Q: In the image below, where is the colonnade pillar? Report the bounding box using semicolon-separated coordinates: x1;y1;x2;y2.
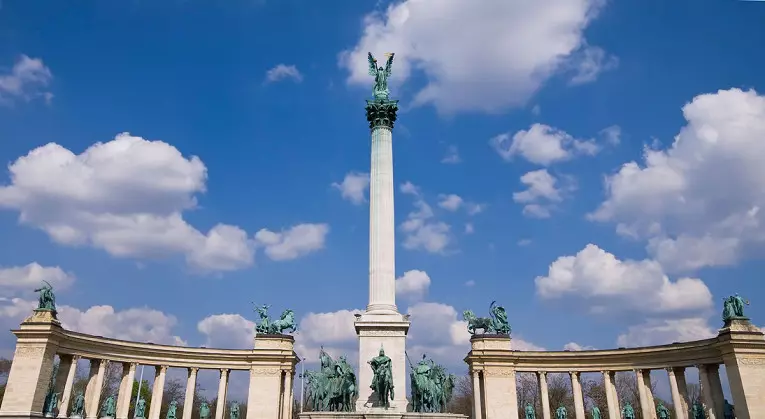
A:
471;370;483;419
56;355;79;418
537;371;550;419
215;369;229;419
85;360;107;419
602;371;618;419
182;368;199;419
148;366;167;419
570;372;585;419
667;367;688;419
116;362;137;419
699;364;718;419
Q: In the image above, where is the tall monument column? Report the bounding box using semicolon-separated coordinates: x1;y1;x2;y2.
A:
355;52;410;413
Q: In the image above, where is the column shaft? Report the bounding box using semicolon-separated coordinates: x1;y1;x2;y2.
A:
570;372;585;419
57;355;79;418
116;363;137;419
675;368;691;416
635;370;652;419
148;366;167;419
367;125;397;313
538;372;551;419
667;368;687;419
603;371;617;419
708;364;725;418
214;369;229;419
641;370;656;419
699;365;718;419
182;368;198;419
85;360;107;419
472;371;483;419
281;371;293;419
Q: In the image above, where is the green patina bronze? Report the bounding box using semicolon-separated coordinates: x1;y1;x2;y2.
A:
229;401;240;419
365;52;399;130
164;401;177;419
723;399;735;419
368;52;394;101
657;401;670;419
100;395;116;418
71;392;85;417
463;301;511;335
252;303;297;335
591;406;601;419
368;347;394;408
722;294;750;323
524;402;535;419
42;362;59;417
555;405;567;419
622;402;635;419
34;280;58;317
135;398;147;419
199;402;211;419
408;353;455;413
691;401;705;419
303;348;358;412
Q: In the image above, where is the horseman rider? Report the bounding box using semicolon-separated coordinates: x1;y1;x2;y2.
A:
369;347;394;402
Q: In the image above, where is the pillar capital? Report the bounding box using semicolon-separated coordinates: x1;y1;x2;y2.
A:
569;370;580;377
188;367;199;373
536;370;547;377
156;365;168;373
365;99;399;130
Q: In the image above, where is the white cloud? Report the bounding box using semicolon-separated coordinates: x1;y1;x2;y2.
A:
0;55;53;104
0;263;75;296
590;88;765;272
567;44;619;86
531;105;541;116
395;270;431;301
198;314;255;349
264;64;303;83
441;145;461;164
339;0;611;114
254;223;329;261
332;172;370;205
492;123;599;166
399;183;452;254
0;298;185;346
513;169;571;219
616;318;715;348
599;125;622;145
563;342;595;351
535;244;713;314
437;194;463;211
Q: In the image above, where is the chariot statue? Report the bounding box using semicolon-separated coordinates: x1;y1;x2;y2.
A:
463;301;511;335
252;303;297;335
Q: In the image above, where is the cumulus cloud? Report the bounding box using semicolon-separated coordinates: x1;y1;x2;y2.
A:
590;88;765;272
492;123;599;166
264;64;303;84
535;244;713;314
198;314;255;349
395;270;431;301
332;172;370;205
616;318;716;348
254;223;329;261
399;182;452;254
567;44;619;86
437;194;485;216
513;169;574;219
0;263;75;296
339;0;613;114
563;342;595;351
599;125;622;145
0;55;53;104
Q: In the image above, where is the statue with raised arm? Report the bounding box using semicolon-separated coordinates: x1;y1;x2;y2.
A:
34;280;57;314
165;401;177;419
723;399;735;419
722;294;750;322
229;402;240;419
369;347;394;407
656;402;670;419
252;303;296;335
591;405;601;419
71;392;85;418
555;405;567;419
100;395;116;418
199;402;211;419
368;52;394;101
524;402;536;419
135;398;147;419
463;301;511;335
622;402;635;419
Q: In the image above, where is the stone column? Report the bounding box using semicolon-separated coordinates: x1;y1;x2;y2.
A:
246;367;282;419
602;371;617;419
537;371;551;419
148;366;167;419
281;371;293;419
641;370;657;419
674;367;691;415
0;310;62;418
698;365;718;419
214;369;229;419
707;364;725;418
484;367;518;419
116;363;137;419
85;360;107;419
634;369;652;419
570;371;585;419
182;368;198;419
471;371;483;419
55;355;79;418
667;367;687;419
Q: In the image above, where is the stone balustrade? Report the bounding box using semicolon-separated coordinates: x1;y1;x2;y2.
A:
0;310;298;419
466;318;765;419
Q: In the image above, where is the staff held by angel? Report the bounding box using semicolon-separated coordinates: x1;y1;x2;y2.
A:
368;52;395;100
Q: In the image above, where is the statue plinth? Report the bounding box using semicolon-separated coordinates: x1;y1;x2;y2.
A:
719;317;763;335
253;333;295;350
22;309;60;326
469;334;512;351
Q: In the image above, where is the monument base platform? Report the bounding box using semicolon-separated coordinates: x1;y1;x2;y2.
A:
299;412;467;419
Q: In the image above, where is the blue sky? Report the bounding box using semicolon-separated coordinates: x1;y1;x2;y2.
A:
1;0;765;400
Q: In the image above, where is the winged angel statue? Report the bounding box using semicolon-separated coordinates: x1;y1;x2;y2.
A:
368;52;395;100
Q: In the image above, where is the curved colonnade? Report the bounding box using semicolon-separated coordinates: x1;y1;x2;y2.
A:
0;310;298;419
467;318;765;419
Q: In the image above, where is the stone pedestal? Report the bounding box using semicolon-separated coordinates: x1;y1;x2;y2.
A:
354;314;410;413
0;310;62;419
465;335;516;419
247;334;298;419
299;412;467;419
717;318;765;419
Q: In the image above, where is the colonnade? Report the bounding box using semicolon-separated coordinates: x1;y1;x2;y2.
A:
0;309;298;419
466;318;765;419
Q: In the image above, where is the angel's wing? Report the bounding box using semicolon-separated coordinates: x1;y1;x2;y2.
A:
368;52;378;76
384;53;395;76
